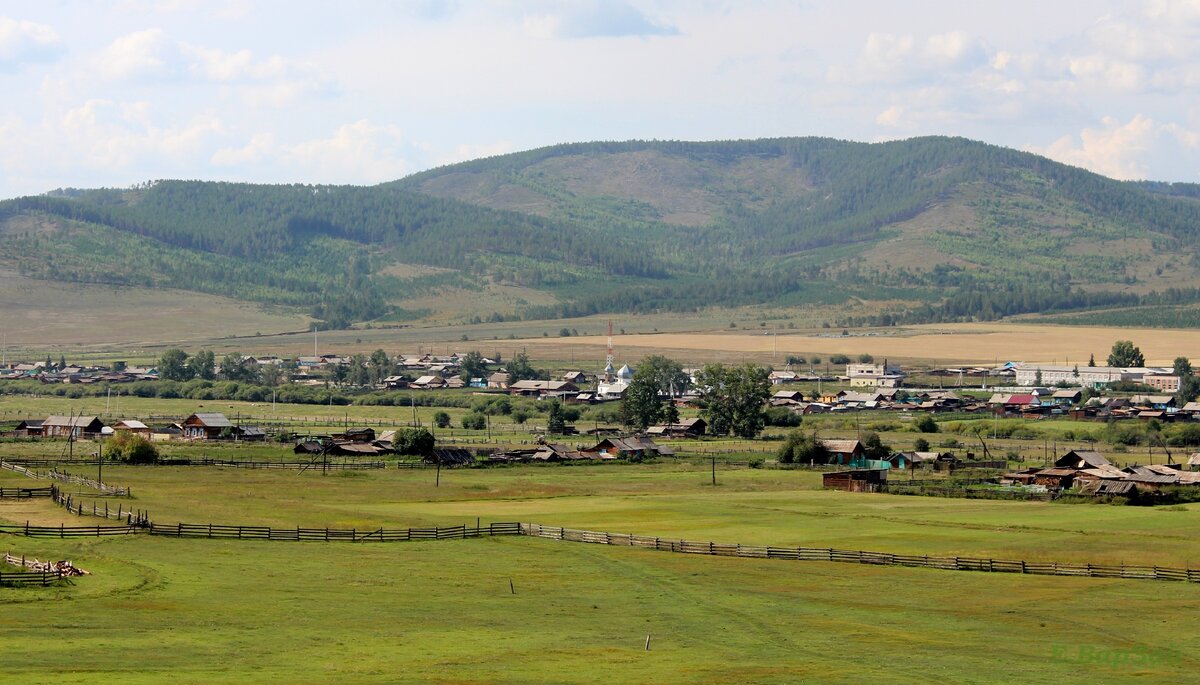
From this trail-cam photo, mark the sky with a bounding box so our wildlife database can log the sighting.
[1,0,1199,199]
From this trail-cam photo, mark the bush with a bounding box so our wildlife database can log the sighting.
[107,432,159,464]
[777,431,828,464]
[915,415,939,433]
[764,406,803,427]
[913,437,930,452]
[433,411,451,429]
[393,428,435,457]
[461,413,487,430]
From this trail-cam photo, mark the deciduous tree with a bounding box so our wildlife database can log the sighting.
[695,363,771,439]
[1107,340,1145,367]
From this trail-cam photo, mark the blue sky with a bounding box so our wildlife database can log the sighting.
[1,0,1198,198]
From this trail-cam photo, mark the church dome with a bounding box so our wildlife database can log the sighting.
[617,364,634,379]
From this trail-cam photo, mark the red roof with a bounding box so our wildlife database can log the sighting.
[1005,394,1036,405]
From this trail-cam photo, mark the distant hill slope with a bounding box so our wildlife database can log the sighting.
[6,135,1200,328]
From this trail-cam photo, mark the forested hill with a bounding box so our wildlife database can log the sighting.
[5,135,1200,328]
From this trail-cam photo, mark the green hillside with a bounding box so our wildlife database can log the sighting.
[5,135,1200,329]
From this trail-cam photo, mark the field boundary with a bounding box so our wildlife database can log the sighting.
[1,459,131,496]
[51,487,150,526]
[515,523,1200,584]
[0,486,54,499]
[4,516,1198,585]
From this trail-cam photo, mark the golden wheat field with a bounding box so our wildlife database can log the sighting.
[521,321,1200,365]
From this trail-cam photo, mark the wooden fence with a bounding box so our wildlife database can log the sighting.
[0,486,54,499]
[5,514,1197,585]
[157,458,387,470]
[0,459,40,478]
[4,551,86,577]
[515,523,1200,584]
[1,459,130,496]
[0,523,142,537]
[0,568,65,586]
[47,470,130,496]
[52,488,150,526]
[147,521,521,542]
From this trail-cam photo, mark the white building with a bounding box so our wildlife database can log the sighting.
[846,361,904,388]
[597,363,633,399]
[1012,364,1169,388]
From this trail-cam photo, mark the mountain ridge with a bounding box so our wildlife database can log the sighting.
[5,135,1200,329]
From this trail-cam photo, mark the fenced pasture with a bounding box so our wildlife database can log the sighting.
[11,463,1200,568]
[4,459,1200,683]
[1,526,1198,684]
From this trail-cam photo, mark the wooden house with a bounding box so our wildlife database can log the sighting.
[582,436,674,460]
[508,380,579,397]
[486,372,511,389]
[819,439,865,466]
[42,415,105,438]
[562,371,590,384]
[113,420,151,436]
[181,413,233,439]
[645,418,707,438]
[410,375,448,390]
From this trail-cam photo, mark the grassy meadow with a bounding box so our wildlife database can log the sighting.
[4,461,1200,683]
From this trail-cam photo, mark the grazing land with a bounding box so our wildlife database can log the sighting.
[0,269,310,348]
[3,463,1200,683]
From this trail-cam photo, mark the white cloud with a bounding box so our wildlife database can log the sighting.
[97,28,310,89]
[1030,114,1158,179]
[98,28,177,80]
[521,1,677,39]
[0,16,64,70]
[436,140,516,166]
[281,121,412,184]
[211,132,275,166]
[180,44,288,82]
[839,30,987,84]
[875,105,905,127]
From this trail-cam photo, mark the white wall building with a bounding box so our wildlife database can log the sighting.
[1012,364,1169,388]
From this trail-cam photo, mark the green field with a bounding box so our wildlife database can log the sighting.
[3,462,1200,683]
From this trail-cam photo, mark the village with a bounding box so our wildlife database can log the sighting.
[5,338,1200,505]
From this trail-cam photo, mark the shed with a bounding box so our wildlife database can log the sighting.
[13,419,43,437]
[822,469,887,492]
[1054,450,1111,469]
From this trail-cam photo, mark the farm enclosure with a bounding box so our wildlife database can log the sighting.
[3,463,1200,683]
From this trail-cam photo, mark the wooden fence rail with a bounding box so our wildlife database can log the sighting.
[2,459,130,496]
[515,523,1200,585]
[52,487,150,526]
[0,568,65,586]
[0,487,54,499]
[0,523,141,538]
[146,521,522,542]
